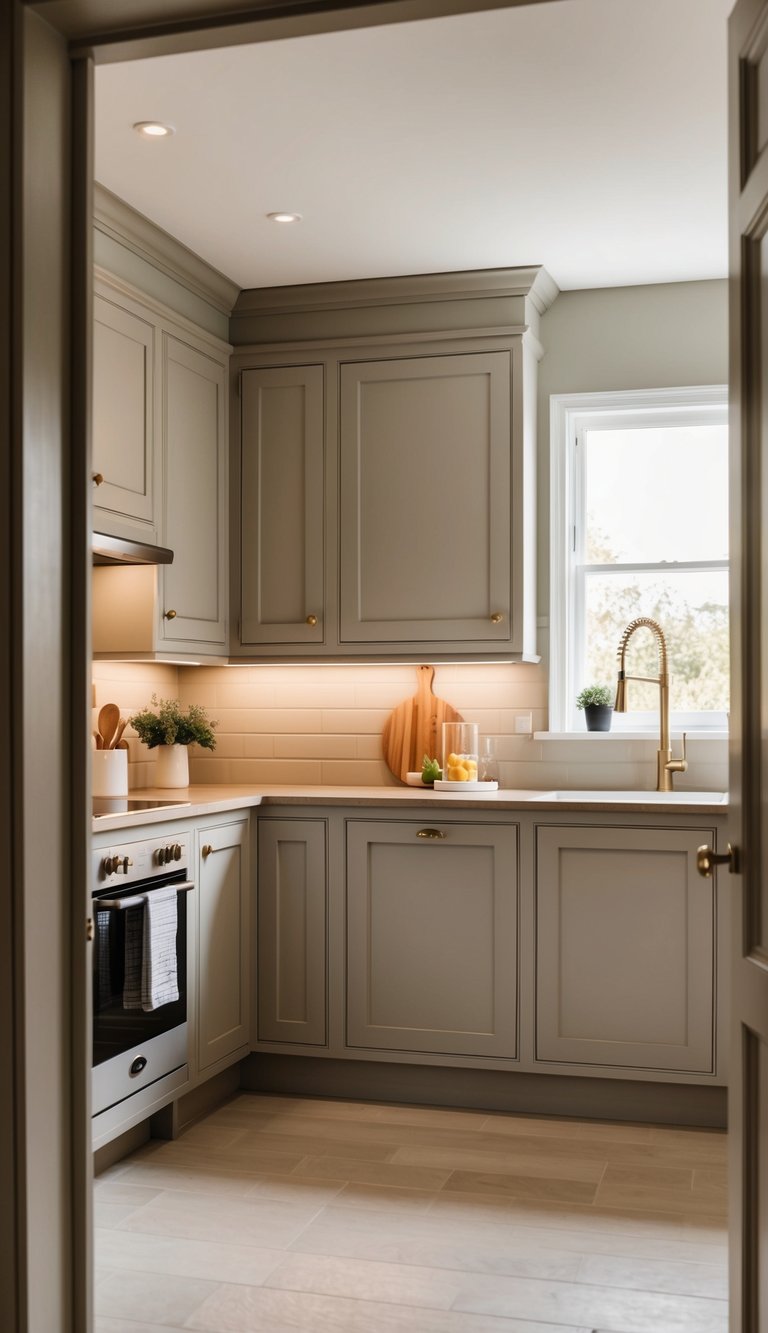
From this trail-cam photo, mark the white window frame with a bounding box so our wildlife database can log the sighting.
[549,385,729,734]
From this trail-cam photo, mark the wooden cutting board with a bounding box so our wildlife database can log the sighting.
[382,665,463,784]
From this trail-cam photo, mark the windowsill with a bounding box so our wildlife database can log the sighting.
[535,731,729,742]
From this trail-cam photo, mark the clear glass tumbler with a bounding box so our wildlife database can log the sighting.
[442,722,479,783]
[478,736,500,783]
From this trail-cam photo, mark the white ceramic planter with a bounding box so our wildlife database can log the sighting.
[154,743,189,788]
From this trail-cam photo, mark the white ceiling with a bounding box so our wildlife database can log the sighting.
[94,0,731,294]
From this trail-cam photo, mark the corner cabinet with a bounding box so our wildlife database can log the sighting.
[346,819,519,1059]
[231,268,555,661]
[92,273,230,661]
[534,824,717,1076]
[195,815,250,1075]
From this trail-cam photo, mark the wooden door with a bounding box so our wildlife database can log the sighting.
[346,820,518,1059]
[257,819,328,1046]
[725,1,768,1325]
[338,351,513,648]
[239,364,325,646]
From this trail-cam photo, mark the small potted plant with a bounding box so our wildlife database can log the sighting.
[576,684,614,732]
[129,694,217,787]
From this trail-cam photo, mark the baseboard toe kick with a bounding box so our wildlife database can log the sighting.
[240,1054,727,1129]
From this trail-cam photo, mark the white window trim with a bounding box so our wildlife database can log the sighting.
[549,385,729,734]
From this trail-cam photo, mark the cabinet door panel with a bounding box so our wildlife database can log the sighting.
[93,293,155,535]
[198,819,249,1071]
[240,365,324,645]
[161,335,227,651]
[535,825,715,1073]
[347,821,518,1058]
[257,819,327,1045]
[339,352,511,644]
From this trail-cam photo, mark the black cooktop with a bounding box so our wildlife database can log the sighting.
[92,797,192,819]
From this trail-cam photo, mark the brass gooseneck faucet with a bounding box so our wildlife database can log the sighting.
[615,617,688,792]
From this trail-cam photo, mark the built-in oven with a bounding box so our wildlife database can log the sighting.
[91,830,193,1119]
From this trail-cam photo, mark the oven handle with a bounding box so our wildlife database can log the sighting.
[95,880,195,911]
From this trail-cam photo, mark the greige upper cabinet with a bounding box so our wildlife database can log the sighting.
[239,365,325,647]
[339,351,511,648]
[93,283,157,541]
[346,819,519,1059]
[159,334,228,654]
[534,824,717,1076]
[230,268,557,661]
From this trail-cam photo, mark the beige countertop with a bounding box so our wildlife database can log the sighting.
[92,783,729,832]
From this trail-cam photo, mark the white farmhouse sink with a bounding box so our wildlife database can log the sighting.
[533,789,728,804]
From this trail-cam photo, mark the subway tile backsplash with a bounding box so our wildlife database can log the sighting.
[91,660,728,792]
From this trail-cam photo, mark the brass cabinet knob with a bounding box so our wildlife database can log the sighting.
[92,472,104,486]
[306,614,318,626]
[201,844,214,857]
[490,613,503,624]
[86,917,95,942]
[164,609,177,620]
[416,828,447,840]
[697,843,740,878]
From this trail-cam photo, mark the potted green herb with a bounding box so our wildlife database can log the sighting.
[129,694,217,787]
[576,684,614,733]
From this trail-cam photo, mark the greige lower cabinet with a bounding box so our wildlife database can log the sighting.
[346,820,519,1059]
[534,824,717,1075]
[257,818,328,1046]
[196,816,250,1074]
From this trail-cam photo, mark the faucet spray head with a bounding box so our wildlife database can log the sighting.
[614,673,627,712]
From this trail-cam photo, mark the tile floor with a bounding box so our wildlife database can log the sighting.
[94,1093,729,1332]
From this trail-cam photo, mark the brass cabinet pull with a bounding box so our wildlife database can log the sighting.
[164,609,177,620]
[86,918,95,942]
[416,828,447,840]
[92,472,104,486]
[697,843,740,878]
[306,614,318,626]
[201,844,214,857]
[490,613,503,624]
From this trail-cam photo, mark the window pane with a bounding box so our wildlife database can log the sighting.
[583,568,729,713]
[584,425,729,564]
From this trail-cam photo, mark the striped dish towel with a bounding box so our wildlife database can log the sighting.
[141,885,179,1012]
[123,904,144,1010]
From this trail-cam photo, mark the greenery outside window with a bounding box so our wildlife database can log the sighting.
[549,386,729,734]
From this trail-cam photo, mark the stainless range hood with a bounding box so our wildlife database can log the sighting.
[92,531,174,566]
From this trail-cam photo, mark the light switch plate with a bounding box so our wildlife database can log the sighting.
[514,712,533,734]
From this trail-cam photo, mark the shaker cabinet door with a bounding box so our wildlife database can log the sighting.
[535,824,716,1075]
[239,365,325,646]
[93,289,157,539]
[197,818,250,1073]
[160,334,228,653]
[346,820,518,1059]
[339,352,512,647]
[257,818,328,1047]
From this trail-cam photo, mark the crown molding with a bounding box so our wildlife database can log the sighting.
[94,183,240,316]
[233,266,559,319]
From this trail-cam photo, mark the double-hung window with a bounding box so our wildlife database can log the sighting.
[549,387,729,733]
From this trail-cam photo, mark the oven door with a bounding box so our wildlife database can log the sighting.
[92,869,191,1116]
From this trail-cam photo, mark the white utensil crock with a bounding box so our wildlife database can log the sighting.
[92,748,128,797]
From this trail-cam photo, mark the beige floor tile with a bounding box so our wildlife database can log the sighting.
[221,1126,398,1161]
[116,1188,326,1249]
[451,1271,729,1332]
[291,1154,452,1190]
[94,1199,149,1229]
[185,1281,592,1332]
[444,1168,598,1205]
[694,1164,728,1193]
[594,1179,727,1219]
[264,1250,461,1308]
[116,1160,271,1198]
[578,1251,728,1299]
[95,1320,191,1332]
[93,1181,164,1207]
[94,1267,220,1325]
[95,1226,285,1286]
[332,1182,441,1213]
[131,1137,307,1176]
[601,1163,694,1191]
[244,1173,347,1206]
[431,1191,690,1235]
[390,1143,606,1182]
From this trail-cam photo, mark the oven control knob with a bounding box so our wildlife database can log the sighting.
[155,847,167,866]
[171,843,182,861]
[103,855,119,876]
[129,1056,148,1077]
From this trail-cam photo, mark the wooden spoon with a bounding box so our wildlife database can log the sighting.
[97,702,120,749]
[112,717,128,749]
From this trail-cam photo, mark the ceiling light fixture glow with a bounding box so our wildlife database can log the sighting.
[267,211,302,224]
[133,121,176,139]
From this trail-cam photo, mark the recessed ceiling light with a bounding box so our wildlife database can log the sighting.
[267,212,302,224]
[133,121,176,139]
